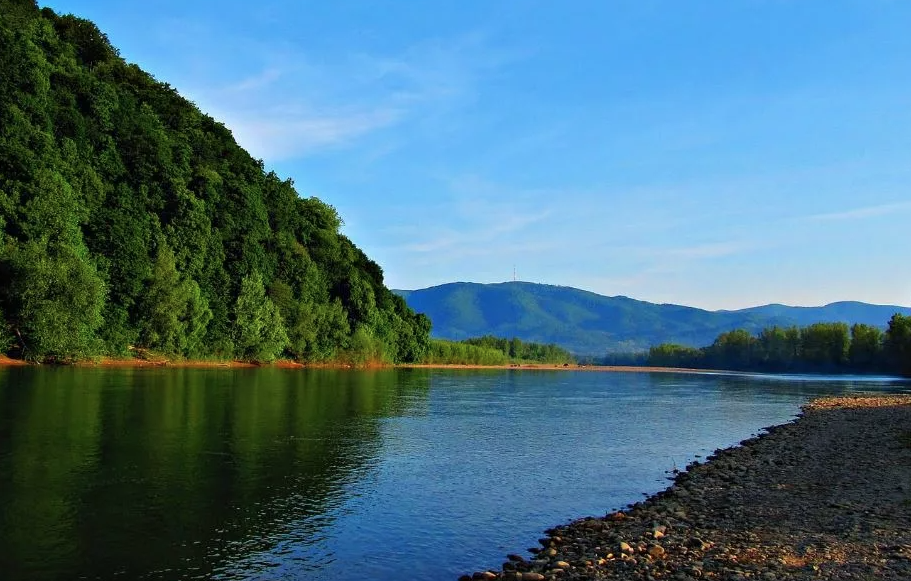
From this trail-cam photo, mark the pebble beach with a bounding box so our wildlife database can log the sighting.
[462,395,911,581]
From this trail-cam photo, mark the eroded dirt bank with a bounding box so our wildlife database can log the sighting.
[462,395,911,581]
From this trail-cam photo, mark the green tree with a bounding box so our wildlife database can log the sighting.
[233,271,288,362]
[706,329,757,369]
[0,239,105,361]
[648,343,702,367]
[784,326,802,362]
[269,278,320,361]
[848,323,883,370]
[347,326,386,366]
[756,326,796,370]
[309,299,351,360]
[137,244,212,356]
[801,323,849,368]
[509,337,521,358]
[182,282,213,357]
[884,314,911,376]
[397,311,432,363]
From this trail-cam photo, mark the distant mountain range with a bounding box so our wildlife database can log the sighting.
[394,282,911,355]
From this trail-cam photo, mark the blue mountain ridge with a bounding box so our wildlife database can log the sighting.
[394,282,911,355]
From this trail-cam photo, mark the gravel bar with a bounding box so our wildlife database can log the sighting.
[460,395,911,581]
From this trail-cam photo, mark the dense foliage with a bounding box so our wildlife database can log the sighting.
[461,335,574,364]
[0,0,430,362]
[398,282,911,355]
[422,339,510,366]
[647,315,911,376]
[422,336,575,366]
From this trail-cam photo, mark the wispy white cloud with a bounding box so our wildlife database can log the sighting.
[601,239,758,263]
[223,107,402,160]
[224,68,283,93]
[352,32,528,103]
[592,240,765,296]
[399,208,553,255]
[180,32,521,161]
[382,174,558,263]
[802,201,911,222]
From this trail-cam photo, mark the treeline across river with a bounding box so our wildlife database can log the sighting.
[423,336,575,366]
[647,315,911,376]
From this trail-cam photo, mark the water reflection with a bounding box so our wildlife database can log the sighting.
[0,367,429,580]
[0,367,906,581]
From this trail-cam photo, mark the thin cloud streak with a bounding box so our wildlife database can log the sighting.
[803,201,911,222]
[181,32,520,161]
[224,108,402,160]
[399,209,553,254]
[225,68,283,93]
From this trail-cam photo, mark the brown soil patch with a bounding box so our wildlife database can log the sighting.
[0,354,28,366]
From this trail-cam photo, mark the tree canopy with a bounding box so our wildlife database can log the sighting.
[422,336,575,366]
[0,0,430,363]
[647,318,911,376]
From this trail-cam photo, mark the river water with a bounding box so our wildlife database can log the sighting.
[0,367,906,580]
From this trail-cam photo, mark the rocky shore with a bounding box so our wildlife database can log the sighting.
[461,395,911,581]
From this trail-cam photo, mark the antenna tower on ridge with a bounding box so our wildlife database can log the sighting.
[513,265,516,282]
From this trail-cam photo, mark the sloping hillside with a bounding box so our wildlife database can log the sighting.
[0,0,429,362]
[396,282,910,354]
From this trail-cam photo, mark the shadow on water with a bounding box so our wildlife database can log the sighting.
[0,366,430,580]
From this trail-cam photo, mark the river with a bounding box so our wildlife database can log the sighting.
[0,366,906,580]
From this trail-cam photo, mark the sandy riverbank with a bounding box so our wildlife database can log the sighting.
[462,395,911,581]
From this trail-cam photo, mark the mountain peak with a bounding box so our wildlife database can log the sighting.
[398,282,911,354]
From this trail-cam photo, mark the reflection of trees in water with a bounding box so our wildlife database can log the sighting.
[0,367,431,580]
[648,369,905,402]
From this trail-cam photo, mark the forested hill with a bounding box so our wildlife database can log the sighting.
[0,0,430,363]
[395,282,911,355]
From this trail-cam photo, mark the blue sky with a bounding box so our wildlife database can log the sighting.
[45,0,911,309]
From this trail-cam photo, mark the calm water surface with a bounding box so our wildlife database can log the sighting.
[0,367,906,580]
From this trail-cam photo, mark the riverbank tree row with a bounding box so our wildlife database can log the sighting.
[648,316,911,375]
